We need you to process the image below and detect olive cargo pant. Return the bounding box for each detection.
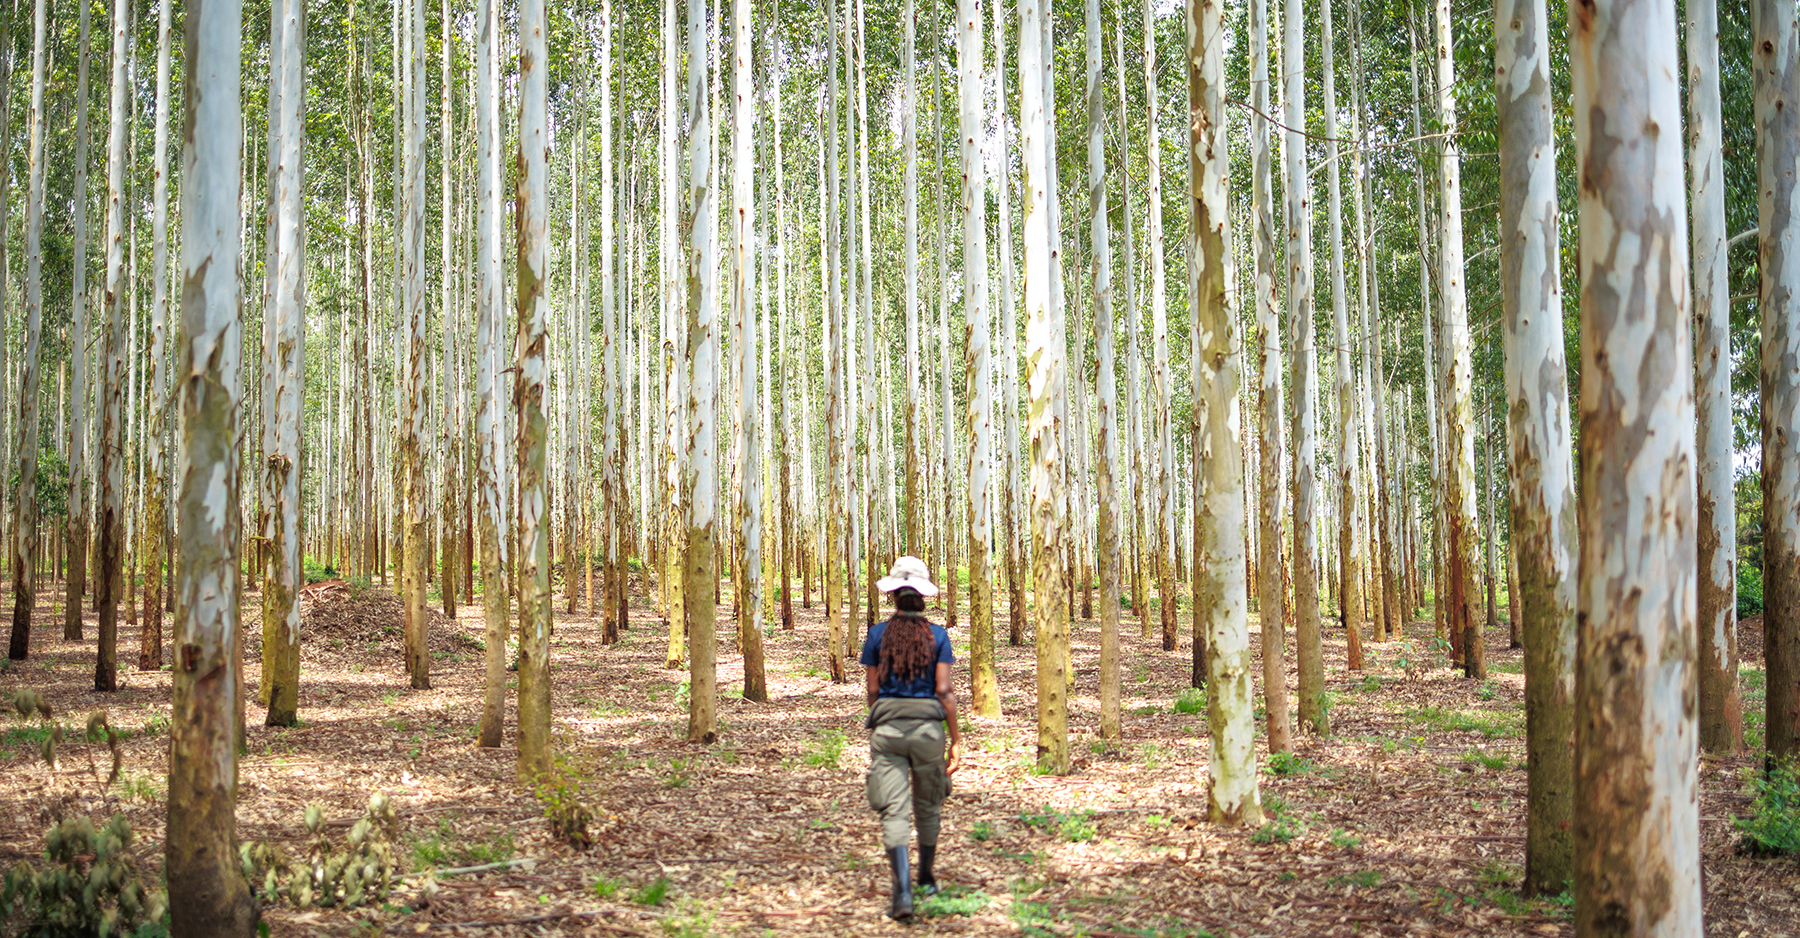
[866,717,950,850]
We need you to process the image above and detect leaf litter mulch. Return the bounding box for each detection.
[0,576,1792,938]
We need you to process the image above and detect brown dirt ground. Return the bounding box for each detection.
[0,574,1792,938]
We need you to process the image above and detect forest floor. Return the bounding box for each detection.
[0,573,1792,938]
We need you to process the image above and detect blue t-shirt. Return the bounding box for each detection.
[860,617,955,699]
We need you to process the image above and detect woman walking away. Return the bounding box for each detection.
[862,555,964,922]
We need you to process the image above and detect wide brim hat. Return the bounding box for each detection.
[876,555,939,598]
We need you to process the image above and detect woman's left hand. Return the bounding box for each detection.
[945,740,962,776]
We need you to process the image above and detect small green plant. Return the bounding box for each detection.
[243,794,400,909]
[1333,869,1381,888]
[665,756,693,788]
[1463,749,1511,771]
[658,902,713,938]
[1266,751,1314,776]
[536,772,594,849]
[632,876,672,906]
[969,821,995,842]
[1738,758,1800,855]
[1250,815,1299,844]
[0,815,167,936]
[803,728,846,769]
[591,875,624,899]
[1330,828,1361,849]
[1020,806,1097,843]
[1478,681,1500,701]
[114,772,160,804]
[1172,686,1206,715]
[1357,673,1383,694]
[412,818,515,869]
[917,885,991,917]
[1478,860,1519,888]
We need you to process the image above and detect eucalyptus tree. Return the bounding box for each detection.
[258,0,306,724]
[474,0,509,750]
[683,0,720,744]
[1495,0,1575,889]
[1087,0,1117,740]
[1571,0,1702,923]
[140,0,170,671]
[94,0,132,693]
[1144,0,1174,654]
[1189,0,1260,824]
[961,0,997,718]
[660,0,687,670]
[1409,14,1443,643]
[1757,0,1800,761]
[1021,0,1068,774]
[167,0,257,929]
[66,0,93,643]
[1249,0,1290,755]
[7,0,46,662]
[1116,12,1144,633]
[903,0,920,562]
[400,0,431,691]
[1282,0,1326,734]
[1320,0,1363,667]
[516,0,554,779]
[1689,0,1741,754]
[1437,0,1483,678]
[998,0,1023,651]
[732,0,767,703]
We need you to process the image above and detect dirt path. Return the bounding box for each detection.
[0,579,1789,937]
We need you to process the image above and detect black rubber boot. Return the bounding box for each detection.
[916,843,938,897]
[885,846,914,922]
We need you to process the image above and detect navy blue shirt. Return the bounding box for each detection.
[860,617,955,699]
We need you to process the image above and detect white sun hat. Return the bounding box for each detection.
[876,555,939,598]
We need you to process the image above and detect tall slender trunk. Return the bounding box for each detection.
[683,0,720,743]
[732,0,766,703]
[8,0,46,662]
[1570,0,1701,925]
[140,0,169,670]
[962,0,996,719]
[1116,13,1145,635]
[1689,0,1742,754]
[1087,0,1117,741]
[1021,0,1067,775]
[1320,0,1363,669]
[934,0,956,633]
[167,0,257,929]
[93,0,133,693]
[998,1,1022,651]
[515,0,554,779]
[400,0,430,690]
[661,0,687,669]
[1250,0,1290,756]
[258,0,305,724]
[1144,0,1175,653]
[903,0,920,562]
[1759,0,1800,761]
[1437,0,1482,678]
[1189,0,1260,825]
[823,0,846,682]
[474,0,508,750]
[65,0,93,642]
[1494,0,1579,864]
[1282,0,1325,734]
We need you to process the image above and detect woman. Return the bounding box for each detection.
[861,555,963,922]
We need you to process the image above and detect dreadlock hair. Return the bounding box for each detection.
[879,588,936,685]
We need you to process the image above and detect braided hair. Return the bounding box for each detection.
[879,588,936,685]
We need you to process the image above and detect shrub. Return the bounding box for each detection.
[241,795,400,909]
[1738,759,1800,856]
[0,815,167,937]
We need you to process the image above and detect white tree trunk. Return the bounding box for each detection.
[1436,0,1482,678]
[731,0,765,702]
[166,0,256,927]
[1319,0,1362,667]
[1495,0,1575,892]
[1281,0,1325,734]
[1188,0,1261,825]
[1087,0,1118,742]
[1689,0,1741,755]
[139,0,170,671]
[257,0,306,723]
[93,0,131,693]
[1144,0,1175,654]
[1021,0,1067,775]
[65,0,92,643]
[1571,0,1702,926]
[961,0,995,717]
[683,0,719,743]
[515,0,554,778]
[474,0,509,750]
[1249,0,1290,755]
